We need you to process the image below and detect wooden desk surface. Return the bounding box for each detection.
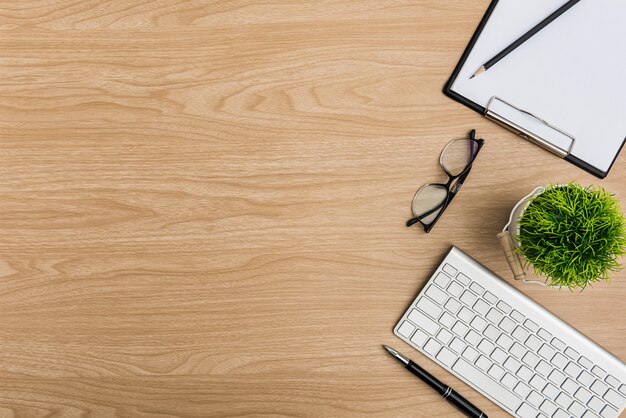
[1,1,625,416]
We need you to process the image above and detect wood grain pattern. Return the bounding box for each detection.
[1,1,625,416]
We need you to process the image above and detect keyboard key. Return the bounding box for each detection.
[516,365,533,381]
[407,309,439,335]
[447,282,463,297]
[588,396,604,413]
[451,321,469,337]
[397,321,416,338]
[542,383,559,400]
[551,337,566,351]
[436,347,457,367]
[568,401,585,417]
[582,411,600,418]
[523,319,539,332]
[462,346,479,362]
[436,328,453,344]
[440,312,456,327]
[433,272,451,288]
[457,306,473,322]
[486,308,503,324]
[416,296,443,319]
[525,335,542,351]
[464,330,481,345]
[477,339,495,355]
[496,300,511,313]
[522,352,540,368]
[470,316,487,331]
[564,361,582,378]
[443,299,460,315]
[527,390,543,407]
[591,365,607,379]
[425,285,448,305]
[600,405,618,418]
[475,355,491,372]
[472,300,490,316]
[605,375,620,388]
[514,382,531,398]
[503,357,521,373]
[548,369,566,386]
[411,329,429,346]
[498,316,515,333]
[537,328,552,341]
[510,342,526,359]
[539,399,557,416]
[603,388,625,408]
[574,387,592,404]
[442,263,457,277]
[456,273,470,285]
[553,409,569,418]
[488,364,505,380]
[535,360,551,377]
[460,290,477,306]
[512,326,529,342]
[577,370,594,386]
[561,378,578,395]
[564,347,579,360]
[450,337,465,354]
[501,372,517,389]
[591,379,608,396]
[483,324,500,341]
[537,343,556,361]
[619,384,626,396]
[529,375,547,391]
[423,338,442,356]
[483,291,497,304]
[555,392,572,409]
[490,348,507,363]
[551,353,568,369]
[469,282,484,295]
[516,402,537,418]
[510,309,524,323]
[577,356,593,370]
[496,334,514,351]
[452,359,521,412]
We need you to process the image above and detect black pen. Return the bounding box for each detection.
[383,345,487,418]
[471,0,580,79]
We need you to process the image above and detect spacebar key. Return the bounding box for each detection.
[452,358,521,413]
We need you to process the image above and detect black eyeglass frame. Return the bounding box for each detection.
[406,129,484,233]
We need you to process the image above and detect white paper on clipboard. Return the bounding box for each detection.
[450,0,626,174]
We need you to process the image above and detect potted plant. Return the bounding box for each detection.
[503,183,626,289]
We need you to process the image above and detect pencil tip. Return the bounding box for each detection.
[471,66,486,79]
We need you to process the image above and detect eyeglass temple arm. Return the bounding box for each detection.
[406,199,447,227]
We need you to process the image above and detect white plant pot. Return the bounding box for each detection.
[505,186,546,250]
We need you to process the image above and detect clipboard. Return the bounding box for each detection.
[443,0,626,179]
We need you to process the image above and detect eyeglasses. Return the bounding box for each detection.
[406,129,484,233]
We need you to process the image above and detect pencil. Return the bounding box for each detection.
[471,0,580,79]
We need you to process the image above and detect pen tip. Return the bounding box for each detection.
[383,345,409,365]
[469,74,475,79]
[383,345,396,356]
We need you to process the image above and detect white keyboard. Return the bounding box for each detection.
[394,247,626,418]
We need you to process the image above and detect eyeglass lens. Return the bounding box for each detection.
[411,184,448,223]
[441,138,479,177]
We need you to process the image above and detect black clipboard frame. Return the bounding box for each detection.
[442,0,625,179]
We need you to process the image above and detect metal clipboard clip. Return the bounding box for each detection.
[485,96,576,158]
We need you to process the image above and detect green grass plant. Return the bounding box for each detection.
[517,183,626,289]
